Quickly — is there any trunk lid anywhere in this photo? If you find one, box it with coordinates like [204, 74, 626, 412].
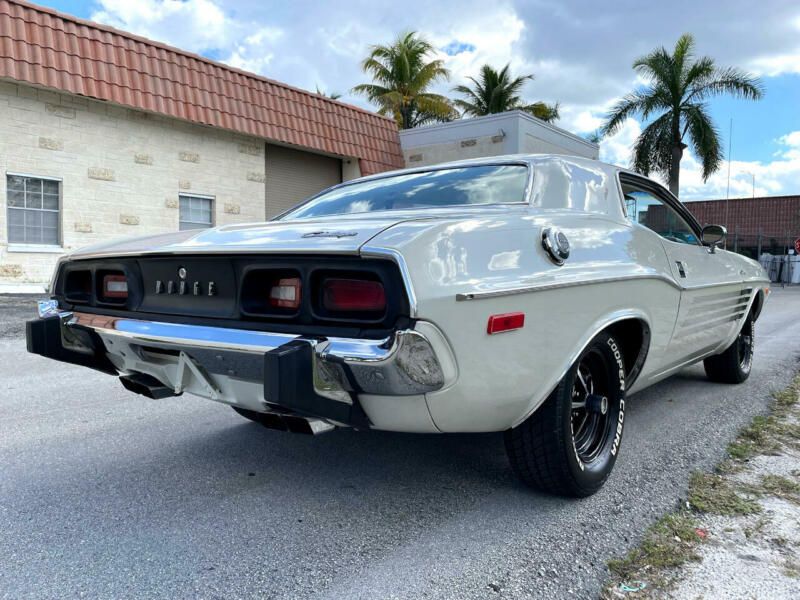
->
[68, 216, 416, 259]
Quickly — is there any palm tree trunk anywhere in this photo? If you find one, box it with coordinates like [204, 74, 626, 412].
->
[668, 142, 686, 198]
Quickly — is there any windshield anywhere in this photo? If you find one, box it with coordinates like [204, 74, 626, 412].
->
[280, 164, 529, 220]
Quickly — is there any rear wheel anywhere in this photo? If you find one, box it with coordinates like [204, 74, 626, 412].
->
[703, 317, 754, 384]
[504, 331, 627, 497]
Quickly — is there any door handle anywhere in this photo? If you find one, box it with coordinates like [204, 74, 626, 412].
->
[676, 261, 687, 278]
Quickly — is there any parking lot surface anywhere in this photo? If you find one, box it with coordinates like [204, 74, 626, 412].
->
[1, 290, 799, 599]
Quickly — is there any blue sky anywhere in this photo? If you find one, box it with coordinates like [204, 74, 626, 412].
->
[33, 0, 800, 200]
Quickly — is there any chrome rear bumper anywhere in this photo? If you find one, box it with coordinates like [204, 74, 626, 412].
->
[28, 302, 446, 423]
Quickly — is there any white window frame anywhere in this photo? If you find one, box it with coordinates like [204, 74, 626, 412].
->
[179, 193, 215, 231]
[6, 172, 63, 250]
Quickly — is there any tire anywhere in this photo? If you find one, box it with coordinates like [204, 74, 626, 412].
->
[703, 317, 754, 384]
[504, 331, 627, 497]
[232, 406, 264, 424]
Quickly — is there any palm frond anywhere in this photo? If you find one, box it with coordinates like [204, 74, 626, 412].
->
[522, 101, 560, 122]
[353, 31, 452, 128]
[600, 91, 661, 137]
[452, 63, 553, 118]
[631, 112, 673, 177]
[683, 103, 722, 180]
[686, 67, 764, 102]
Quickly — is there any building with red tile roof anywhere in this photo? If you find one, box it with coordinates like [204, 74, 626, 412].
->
[0, 0, 403, 175]
[0, 0, 403, 288]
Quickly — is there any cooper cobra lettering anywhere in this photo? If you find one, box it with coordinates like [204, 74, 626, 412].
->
[608, 338, 626, 457]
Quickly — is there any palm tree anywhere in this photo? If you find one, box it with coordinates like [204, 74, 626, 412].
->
[601, 34, 763, 197]
[453, 64, 560, 122]
[315, 86, 342, 100]
[353, 32, 456, 129]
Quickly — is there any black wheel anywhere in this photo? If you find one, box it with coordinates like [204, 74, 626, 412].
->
[504, 331, 627, 497]
[232, 406, 264, 423]
[703, 317, 754, 384]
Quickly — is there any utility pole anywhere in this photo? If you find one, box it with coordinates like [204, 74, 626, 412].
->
[725, 118, 733, 251]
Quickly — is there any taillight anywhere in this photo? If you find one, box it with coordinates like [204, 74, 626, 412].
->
[103, 274, 128, 299]
[322, 278, 386, 313]
[269, 277, 301, 309]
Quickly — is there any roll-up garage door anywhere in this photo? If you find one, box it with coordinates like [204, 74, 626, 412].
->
[265, 144, 342, 218]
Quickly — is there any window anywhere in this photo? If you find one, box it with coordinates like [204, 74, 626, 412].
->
[6, 174, 61, 246]
[280, 164, 529, 220]
[179, 194, 214, 230]
[621, 181, 699, 245]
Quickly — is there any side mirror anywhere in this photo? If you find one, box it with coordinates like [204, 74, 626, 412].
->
[702, 224, 727, 253]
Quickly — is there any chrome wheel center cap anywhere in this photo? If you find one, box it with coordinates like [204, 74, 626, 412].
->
[586, 394, 609, 415]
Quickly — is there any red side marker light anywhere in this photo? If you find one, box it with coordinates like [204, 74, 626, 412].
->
[487, 312, 525, 335]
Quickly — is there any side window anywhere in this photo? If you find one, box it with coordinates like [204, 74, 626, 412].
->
[179, 194, 214, 231]
[6, 174, 61, 246]
[621, 182, 698, 245]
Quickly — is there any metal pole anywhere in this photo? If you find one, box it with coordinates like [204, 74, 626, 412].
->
[725, 118, 732, 251]
[726, 118, 732, 203]
[751, 173, 755, 199]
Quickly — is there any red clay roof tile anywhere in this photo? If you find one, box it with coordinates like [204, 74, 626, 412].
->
[0, 0, 403, 175]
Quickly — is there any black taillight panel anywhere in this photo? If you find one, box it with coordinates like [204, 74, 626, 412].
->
[52, 255, 411, 336]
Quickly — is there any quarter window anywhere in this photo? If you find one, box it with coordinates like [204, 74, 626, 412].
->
[621, 183, 698, 245]
[6, 174, 60, 245]
[179, 194, 214, 230]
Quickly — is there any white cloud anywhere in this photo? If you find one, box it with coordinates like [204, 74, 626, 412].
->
[224, 27, 285, 74]
[92, 0, 235, 53]
[86, 0, 800, 199]
[599, 119, 641, 166]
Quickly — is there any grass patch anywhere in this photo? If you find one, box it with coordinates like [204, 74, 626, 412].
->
[607, 511, 702, 585]
[773, 378, 800, 412]
[604, 375, 800, 597]
[783, 558, 800, 579]
[688, 472, 761, 516]
[760, 474, 800, 504]
[725, 376, 800, 461]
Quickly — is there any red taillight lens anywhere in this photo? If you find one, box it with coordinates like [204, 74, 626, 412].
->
[322, 278, 386, 312]
[103, 274, 128, 299]
[269, 277, 301, 309]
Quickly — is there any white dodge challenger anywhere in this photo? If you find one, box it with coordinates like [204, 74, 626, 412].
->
[27, 155, 770, 496]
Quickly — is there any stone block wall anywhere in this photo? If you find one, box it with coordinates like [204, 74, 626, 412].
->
[0, 81, 267, 285]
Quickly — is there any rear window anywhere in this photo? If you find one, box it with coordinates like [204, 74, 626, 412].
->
[280, 164, 528, 220]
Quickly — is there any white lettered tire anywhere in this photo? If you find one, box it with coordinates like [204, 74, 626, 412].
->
[504, 331, 626, 497]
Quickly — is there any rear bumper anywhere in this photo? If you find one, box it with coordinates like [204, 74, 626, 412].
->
[27, 302, 447, 427]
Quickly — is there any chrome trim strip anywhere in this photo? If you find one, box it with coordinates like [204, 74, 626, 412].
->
[67, 247, 362, 260]
[455, 273, 682, 301]
[69, 312, 391, 360]
[360, 245, 419, 318]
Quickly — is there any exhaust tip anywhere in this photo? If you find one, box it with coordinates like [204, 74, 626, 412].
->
[283, 416, 336, 435]
[120, 373, 179, 399]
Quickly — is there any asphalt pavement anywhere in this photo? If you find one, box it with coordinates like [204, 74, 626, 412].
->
[1, 289, 799, 599]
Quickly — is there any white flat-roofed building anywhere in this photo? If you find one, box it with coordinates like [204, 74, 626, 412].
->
[399, 110, 599, 168]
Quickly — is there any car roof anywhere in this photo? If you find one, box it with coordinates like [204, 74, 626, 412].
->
[351, 153, 629, 184]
